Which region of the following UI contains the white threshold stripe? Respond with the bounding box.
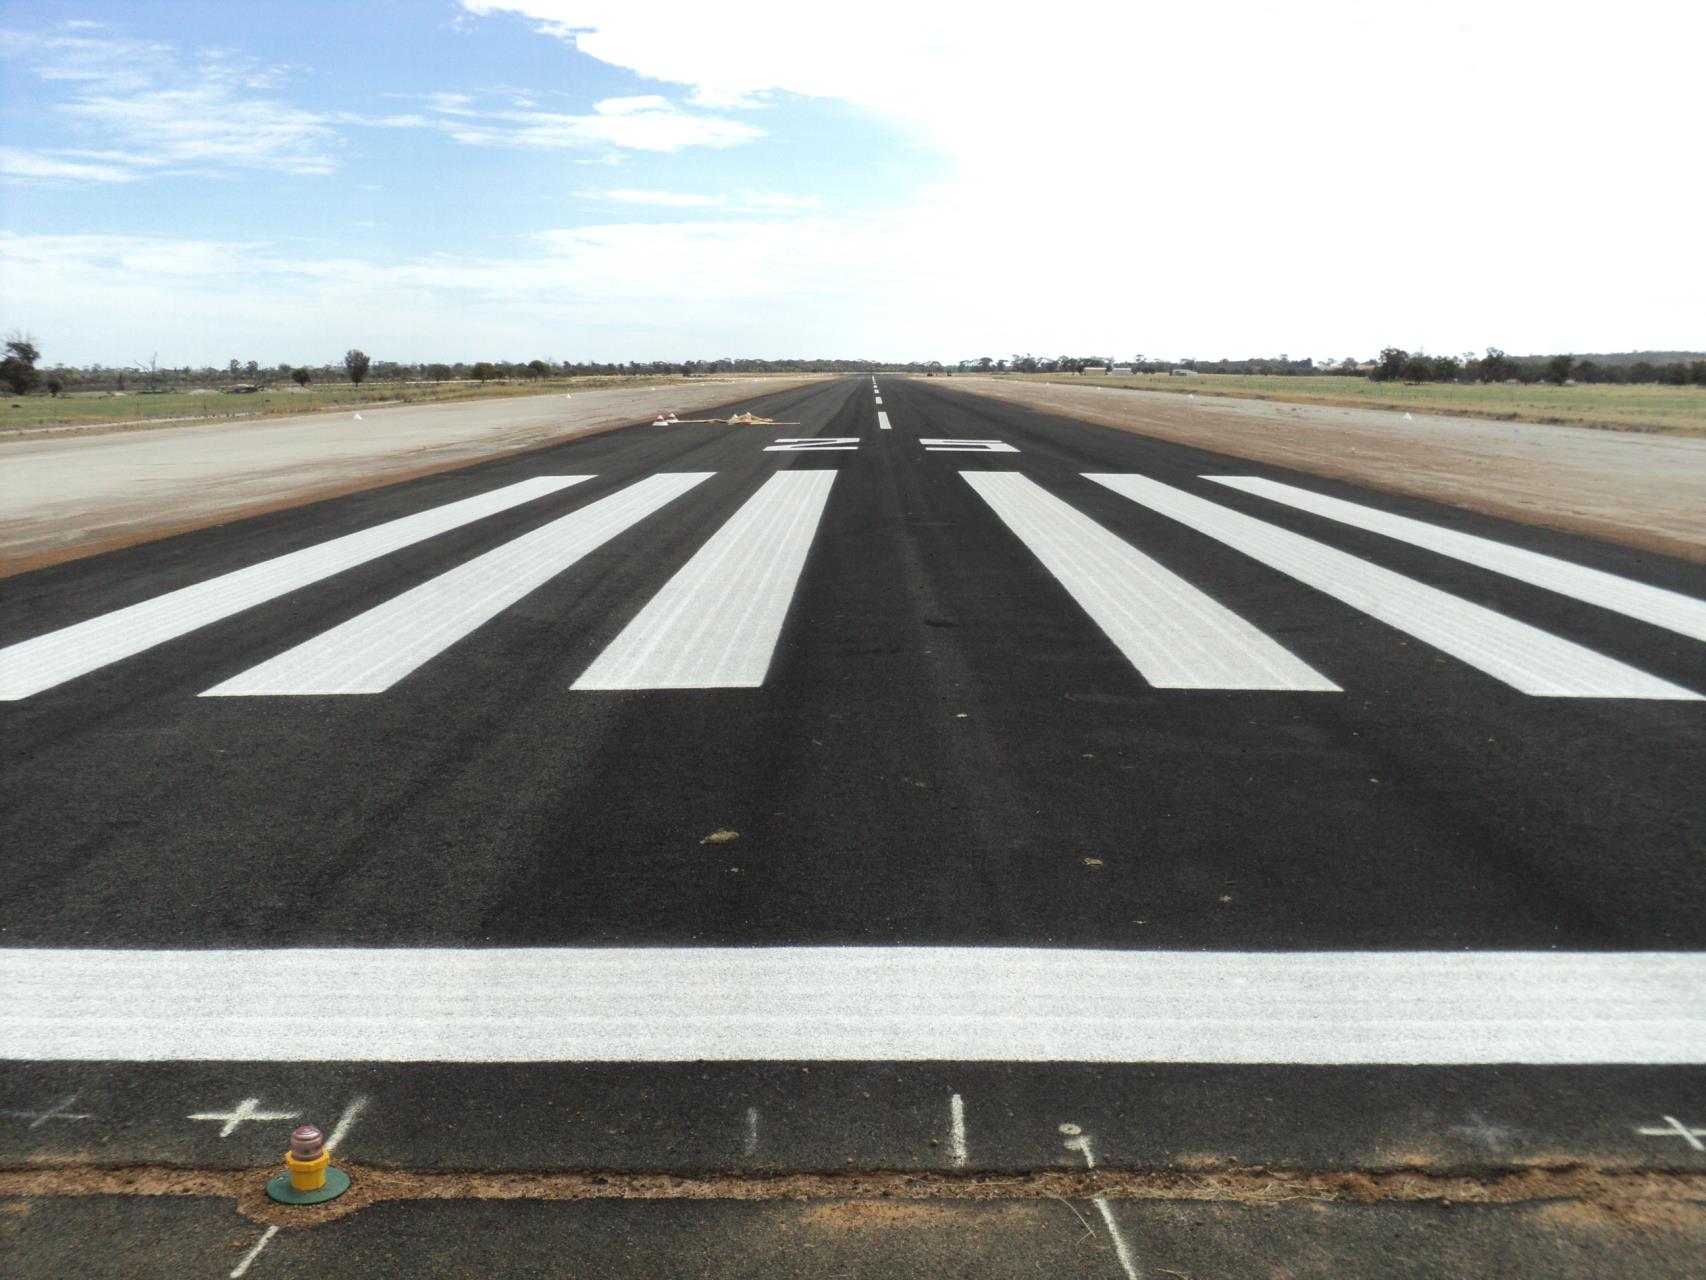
[964,473,1336,691]
[573,471,835,690]
[0,477,589,701]
[1207,475,1706,644]
[204,474,711,695]
[3,948,1701,1063]
[878,410,892,430]
[1089,474,1699,700]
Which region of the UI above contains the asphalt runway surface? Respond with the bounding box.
[3,375,1703,1275]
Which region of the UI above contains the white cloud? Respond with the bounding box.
[583,187,820,212]
[457,0,1706,354]
[421,92,763,153]
[0,146,137,183]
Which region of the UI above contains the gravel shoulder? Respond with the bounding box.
[940,377,1706,563]
[0,377,818,577]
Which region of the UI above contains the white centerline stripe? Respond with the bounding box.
[948,1094,968,1167]
[204,473,711,695]
[964,473,1337,691]
[573,471,835,690]
[878,411,892,430]
[1207,475,1706,644]
[1089,474,1699,700]
[6,948,1700,1063]
[0,477,589,701]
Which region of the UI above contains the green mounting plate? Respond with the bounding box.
[266,1165,351,1205]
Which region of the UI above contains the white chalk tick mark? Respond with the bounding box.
[229,1224,279,1278]
[744,1106,760,1157]
[2,1093,93,1128]
[1637,1115,1706,1151]
[327,1095,368,1154]
[1062,1125,1142,1280]
[188,1098,299,1138]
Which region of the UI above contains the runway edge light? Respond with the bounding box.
[266,1123,352,1205]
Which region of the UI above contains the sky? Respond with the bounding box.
[0,0,1701,367]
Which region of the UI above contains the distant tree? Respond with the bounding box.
[1477,347,1516,382]
[344,349,372,384]
[1431,355,1461,382]
[291,367,312,387]
[1401,353,1433,382]
[471,361,496,383]
[1546,355,1574,385]
[46,376,64,396]
[1,334,41,395]
[427,363,452,382]
[525,359,550,380]
[1370,348,1407,382]
[1574,360,1601,383]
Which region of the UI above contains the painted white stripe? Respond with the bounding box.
[204,474,710,695]
[948,1094,968,1167]
[878,410,892,430]
[963,473,1337,691]
[1089,474,1699,700]
[0,477,589,701]
[229,1225,279,1279]
[924,439,1019,453]
[573,471,835,690]
[6,948,1700,1064]
[1207,475,1706,644]
[874,397,883,406]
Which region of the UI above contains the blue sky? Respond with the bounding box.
[2,1,1702,367]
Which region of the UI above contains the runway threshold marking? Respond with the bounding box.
[1207,475,1706,643]
[6,948,1702,1063]
[574,471,836,690]
[0,477,589,700]
[203,473,711,696]
[1088,473,1700,700]
[963,473,1338,691]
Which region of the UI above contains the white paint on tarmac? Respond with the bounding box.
[0,476,588,701]
[6,948,1702,1064]
[922,439,1019,452]
[1064,1129,1143,1280]
[1089,473,1700,700]
[229,1225,279,1279]
[949,1093,968,1167]
[204,473,710,695]
[574,471,835,690]
[964,473,1338,691]
[1207,475,1706,643]
[878,411,892,430]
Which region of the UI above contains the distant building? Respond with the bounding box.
[1109,365,1135,376]
[1169,368,1196,376]
[1082,363,1109,374]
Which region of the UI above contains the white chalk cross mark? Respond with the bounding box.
[187,1097,299,1138]
[2,1093,92,1128]
[1636,1115,1706,1151]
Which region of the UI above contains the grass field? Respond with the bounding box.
[997,372,1706,435]
[0,374,792,433]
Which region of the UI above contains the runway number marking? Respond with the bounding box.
[921,439,1018,452]
[764,437,859,451]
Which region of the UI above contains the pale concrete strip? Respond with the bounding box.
[964,473,1337,691]
[1207,475,1706,643]
[878,411,892,430]
[1089,474,1700,700]
[0,477,587,701]
[573,471,835,689]
[3,948,1702,1063]
[204,474,710,695]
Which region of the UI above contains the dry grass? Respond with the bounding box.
[987,372,1706,435]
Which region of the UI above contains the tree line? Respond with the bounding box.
[1365,347,1706,386]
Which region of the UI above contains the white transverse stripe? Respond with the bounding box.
[574,471,835,690]
[878,410,892,430]
[204,473,711,695]
[964,473,1337,691]
[1207,475,1706,644]
[3,948,1701,1063]
[1089,474,1699,700]
[0,477,589,701]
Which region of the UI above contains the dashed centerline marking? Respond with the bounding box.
[6,948,1701,1063]
[878,411,892,430]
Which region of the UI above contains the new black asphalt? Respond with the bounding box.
[3,375,1703,1190]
